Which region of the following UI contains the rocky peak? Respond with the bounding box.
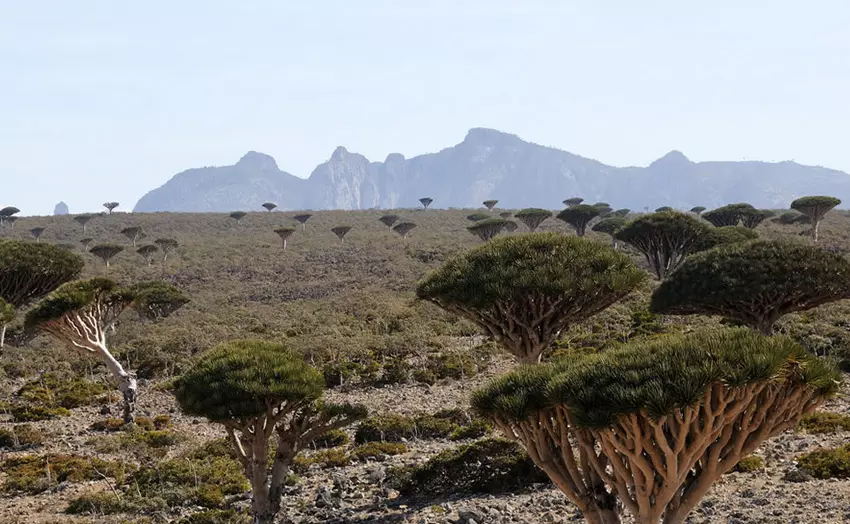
[330,146,349,162]
[236,151,279,171]
[385,153,405,164]
[53,201,69,215]
[649,150,691,170]
[462,128,520,147]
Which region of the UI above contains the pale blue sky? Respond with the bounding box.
[2,1,849,215]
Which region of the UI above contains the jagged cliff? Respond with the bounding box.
[133,129,850,212]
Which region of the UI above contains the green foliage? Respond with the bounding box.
[331,225,352,241]
[615,211,712,279]
[350,441,408,460]
[66,491,126,515]
[378,214,399,229]
[690,206,706,215]
[175,339,324,422]
[137,244,159,264]
[773,211,809,225]
[229,211,247,221]
[702,203,755,227]
[693,225,759,252]
[310,428,350,449]
[449,419,492,440]
[798,411,850,434]
[556,204,601,236]
[740,209,775,229]
[791,196,841,218]
[1,454,126,494]
[417,232,644,315]
[797,444,850,479]
[467,217,508,240]
[11,405,71,422]
[387,438,549,499]
[261,202,277,212]
[0,240,84,307]
[92,418,130,432]
[655,206,673,212]
[513,208,553,231]
[89,244,125,265]
[466,212,490,222]
[293,447,350,471]
[175,509,248,524]
[472,329,840,428]
[17,373,109,409]
[24,278,131,329]
[120,429,179,449]
[355,414,415,443]
[651,240,850,333]
[483,199,499,210]
[563,197,583,207]
[129,281,189,321]
[733,455,765,473]
[0,424,44,449]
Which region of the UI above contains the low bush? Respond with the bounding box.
[309,428,350,449]
[11,404,70,422]
[175,509,248,524]
[16,374,110,409]
[293,447,350,472]
[797,444,850,479]
[92,418,127,432]
[1,454,127,494]
[66,491,126,515]
[450,419,491,441]
[350,442,408,461]
[121,429,179,449]
[387,438,549,498]
[798,411,850,434]
[733,455,765,473]
[355,414,416,443]
[0,424,44,449]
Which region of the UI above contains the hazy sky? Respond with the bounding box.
[3,1,849,215]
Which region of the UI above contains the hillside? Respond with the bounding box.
[134,128,850,213]
[2,209,850,523]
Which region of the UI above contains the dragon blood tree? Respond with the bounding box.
[615,211,712,279]
[472,329,840,524]
[467,217,509,241]
[25,278,188,423]
[701,203,754,227]
[416,233,646,363]
[790,196,841,242]
[0,240,84,350]
[514,208,553,231]
[651,240,850,335]
[557,204,601,236]
[175,340,367,524]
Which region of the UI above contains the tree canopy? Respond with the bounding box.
[466,212,491,222]
[419,197,434,209]
[0,240,84,308]
[483,199,499,211]
[690,206,706,215]
[467,218,509,241]
[89,244,124,267]
[472,329,839,523]
[739,208,774,229]
[29,227,45,241]
[331,226,352,242]
[273,227,296,250]
[121,227,143,246]
[393,222,417,238]
[261,202,278,212]
[592,216,626,248]
[563,197,583,207]
[378,214,399,230]
[556,204,601,236]
[791,196,841,241]
[73,215,93,231]
[655,206,673,212]
[651,240,850,334]
[137,245,159,266]
[615,211,711,279]
[514,208,552,231]
[692,225,759,252]
[128,281,189,321]
[103,202,119,214]
[416,233,645,363]
[701,203,754,227]
[612,208,630,217]
[293,214,312,231]
[229,211,247,222]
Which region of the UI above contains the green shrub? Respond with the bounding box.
[1,454,126,494]
[0,424,44,448]
[387,438,549,498]
[733,455,765,473]
[190,484,225,508]
[450,419,491,441]
[426,352,477,380]
[293,447,350,472]
[350,442,408,461]
[413,414,458,439]
[66,491,126,515]
[11,404,70,422]
[133,417,156,431]
[130,452,248,506]
[381,358,411,385]
[153,414,172,429]
[121,430,179,449]
[187,438,235,460]
[92,418,127,432]
[411,368,437,385]
[798,411,850,434]
[355,414,416,443]
[16,374,109,409]
[310,428,350,449]
[798,444,850,479]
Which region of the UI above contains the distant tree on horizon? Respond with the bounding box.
[30,227,45,242]
[468,218,509,241]
[103,202,119,214]
[331,226,352,243]
[791,196,841,242]
[293,214,312,231]
[261,202,278,212]
[419,197,434,210]
[229,211,247,224]
[483,200,499,212]
[563,197,583,207]
[274,227,296,250]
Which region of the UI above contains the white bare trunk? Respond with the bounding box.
[0,324,6,349]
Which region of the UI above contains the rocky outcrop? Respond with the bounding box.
[53,201,69,215]
[133,129,850,212]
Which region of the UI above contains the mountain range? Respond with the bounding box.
[133,128,850,212]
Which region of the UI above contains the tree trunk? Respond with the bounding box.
[583,508,622,524]
[813,219,820,242]
[0,324,6,350]
[282,239,287,251]
[95,343,137,424]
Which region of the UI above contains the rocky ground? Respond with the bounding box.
[2,359,850,524]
